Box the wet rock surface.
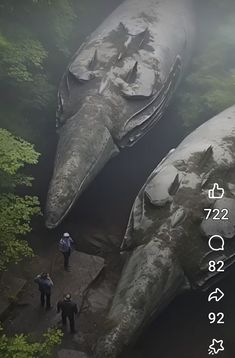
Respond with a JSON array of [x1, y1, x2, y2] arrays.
[[2, 245, 105, 356]]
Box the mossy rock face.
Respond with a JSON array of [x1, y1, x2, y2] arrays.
[[96, 105, 235, 358]]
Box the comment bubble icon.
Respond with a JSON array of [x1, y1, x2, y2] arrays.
[[208, 235, 225, 251]]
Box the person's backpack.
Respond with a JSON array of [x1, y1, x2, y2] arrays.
[[59, 238, 68, 253], [41, 278, 52, 293]]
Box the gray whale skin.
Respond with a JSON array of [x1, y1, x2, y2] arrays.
[[95, 105, 235, 357], [45, 0, 195, 228]]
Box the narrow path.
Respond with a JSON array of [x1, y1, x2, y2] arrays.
[[4, 246, 104, 356]]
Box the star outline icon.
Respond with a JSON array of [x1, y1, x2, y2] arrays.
[[208, 339, 224, 355]]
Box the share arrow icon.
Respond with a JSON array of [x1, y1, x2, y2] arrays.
[[208, 288, 225, 303]]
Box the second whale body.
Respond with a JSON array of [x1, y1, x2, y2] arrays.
[[45, 0, 195, 228], [95, 105, 235, 357]]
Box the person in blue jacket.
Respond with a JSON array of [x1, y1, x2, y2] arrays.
[[59, 232, 74, 271], [34, 272, 53, 309]]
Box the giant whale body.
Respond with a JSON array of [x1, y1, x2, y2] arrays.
[[45, 0, 195, 228], [95, 105, 235, 357]]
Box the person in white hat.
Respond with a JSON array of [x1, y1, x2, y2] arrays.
[[58, 232, 74, 271]]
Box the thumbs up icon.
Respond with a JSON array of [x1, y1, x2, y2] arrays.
[[208, 183, 224, 199]]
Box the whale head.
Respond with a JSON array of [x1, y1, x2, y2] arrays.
[[45, 104, 119, 229]]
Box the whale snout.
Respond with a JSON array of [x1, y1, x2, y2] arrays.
[[45, 113, 119, 228]]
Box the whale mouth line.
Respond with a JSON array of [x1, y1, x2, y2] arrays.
[[46, 192, 78, 229]]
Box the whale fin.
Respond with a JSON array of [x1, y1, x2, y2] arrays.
[[199, 145, 213, 169], [135, 27, 150, 49], [69, 49, 98, 82], [88, 49, 98, 70], [125, 61, 138, 83], [168, 173, 181, 195]]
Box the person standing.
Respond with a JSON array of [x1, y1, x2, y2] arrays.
[[57, 293, 79, 333], [34, 272, 53, 310], [59, 232, 74, 271]]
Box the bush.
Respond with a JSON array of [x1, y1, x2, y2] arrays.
[[0, 129, 41, 271], [0, 326, 63, 358]]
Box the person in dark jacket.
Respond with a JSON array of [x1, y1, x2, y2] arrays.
[[57, 293, 79, 333], [59, 232, 74, 271], [34, 272, 53, 309]]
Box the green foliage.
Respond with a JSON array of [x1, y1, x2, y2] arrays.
[[0, 0, 79, 272], [177, 3, 235, 127], [0, 129, 41, 271], [0, 0, 77, 145], [0, 326, 63, 358], [0, 34, 47, 83], [0, 194, 40, 235], [45, 0, 77, 55], [0, 26, 53, 115], [0, 129, 39, 175]]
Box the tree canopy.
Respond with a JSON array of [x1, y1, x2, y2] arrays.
[[0, 0, 76, 142], [177, 0, 235, 127], [0, 129, 40, 271]]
